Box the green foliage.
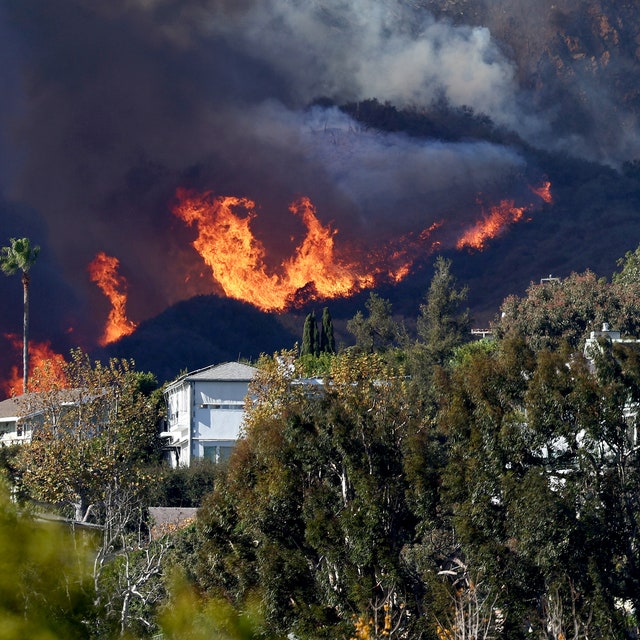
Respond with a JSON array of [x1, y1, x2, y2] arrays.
[[16, 349, 163, 522], [614, 242, 640, 285], [438, 334, 640, 637], [494, 269, 640, 351], [347, 293, 404, 354], [301, 309, 335, 358], [146, 459, 218, 507], [0, 236, 40, 277], [449, 338, 496, 368], [301, 312, 319, 357], [0, 479, 93, 638], [160, 571, 284, 640], [415, 256, 471, 368], [195, 351, 434, 639], [298, 351, 335, 377], [319, 307, 336, 354], [0, 443, 24, 497]]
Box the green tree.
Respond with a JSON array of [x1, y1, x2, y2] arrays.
[[319, 307, 336, 354], [195, 351, 430, 639], [494, 269, 640, 352], [438, 336, 637, 637], [17, 349, 162, 523], [347, 293, 403, 354], [146, 458, 218, 507], [415, 256, 471, 368], [301, 312, 319, 356], [1, 237, 40, 394], [613, 243, 640, 285]]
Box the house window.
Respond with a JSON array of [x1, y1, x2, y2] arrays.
[[0, 421, 15, 435], [199, 403, 243, 410], [203, 444, 234, 463]]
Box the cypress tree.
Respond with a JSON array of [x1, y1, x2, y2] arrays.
[[301, 312, 319, 356]]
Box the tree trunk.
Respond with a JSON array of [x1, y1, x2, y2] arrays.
[[22, 272, 29, 395]]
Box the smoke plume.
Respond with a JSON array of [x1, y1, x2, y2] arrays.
[[0, 0, 638, 375]]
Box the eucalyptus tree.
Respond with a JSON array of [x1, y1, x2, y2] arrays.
[[195, 351, 432, 639], [438, 336, 639, 638], [1, 237, 40, 394]]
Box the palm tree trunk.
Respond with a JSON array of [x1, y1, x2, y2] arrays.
[[22, 272, 29, 394]]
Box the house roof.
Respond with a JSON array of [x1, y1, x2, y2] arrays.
[[0, 389, 91, 421], [167, 362, 258, 389], [0, 396, 21, 421]]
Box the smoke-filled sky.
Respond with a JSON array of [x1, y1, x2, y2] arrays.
[[1, 0, 639, 368]]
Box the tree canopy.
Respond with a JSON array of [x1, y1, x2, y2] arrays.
[[17, 350, 162, 523]]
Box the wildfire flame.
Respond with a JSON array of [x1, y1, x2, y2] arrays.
[[173, 182, 551, 311], [2, 333, 68, 396], [173, 190, 434, 312], [456, 199, 528, 251], [530, 180, 553, 204], [456, 182, 553, 251], [88, 252, 138, 345]]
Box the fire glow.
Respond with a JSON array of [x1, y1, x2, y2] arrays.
[[456, 182, 553, 251], [2, 333, 68, 396], [173, 190, 437, 312], [88, 252, 137, 346]]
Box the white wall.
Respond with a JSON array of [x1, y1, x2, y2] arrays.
[[165, 376, 251, 467]]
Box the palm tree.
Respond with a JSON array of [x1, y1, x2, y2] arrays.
[[1, 237, 40, 394]]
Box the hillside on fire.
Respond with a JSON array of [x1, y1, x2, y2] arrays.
[[4, 251, 640, 638], [3, 0, 640, 386]]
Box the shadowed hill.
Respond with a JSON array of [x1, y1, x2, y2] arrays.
[[101, 295, 299, 383]]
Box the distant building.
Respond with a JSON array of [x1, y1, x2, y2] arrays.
[[583, 322, 638, 371], [162, 362, 258, 467], [0, 391, 80, 445], [0, 396, 34, 445], [583, 322, 640, 443]]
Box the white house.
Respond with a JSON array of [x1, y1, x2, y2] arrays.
[[162, 362, 258, 467], [0, 389, 97, 446], [0, 396, 33, 445]]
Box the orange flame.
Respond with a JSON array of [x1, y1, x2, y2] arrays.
[[456, 200, 528, 251], [530, 180, 553, 204], [173, 190, 433, 312], [2, 333, 68, 397], [456, 181, 552, 251], [88, 252, 137, 345]]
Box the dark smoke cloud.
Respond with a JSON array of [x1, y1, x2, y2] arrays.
[[0, 0, 636, 367]]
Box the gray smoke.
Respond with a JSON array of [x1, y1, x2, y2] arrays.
[[0, 0, 635, 366]]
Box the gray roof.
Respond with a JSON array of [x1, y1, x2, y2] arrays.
[[168, 362, 258, 388], [0, 397, 21, 420], [0, 389, 92, 421]]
